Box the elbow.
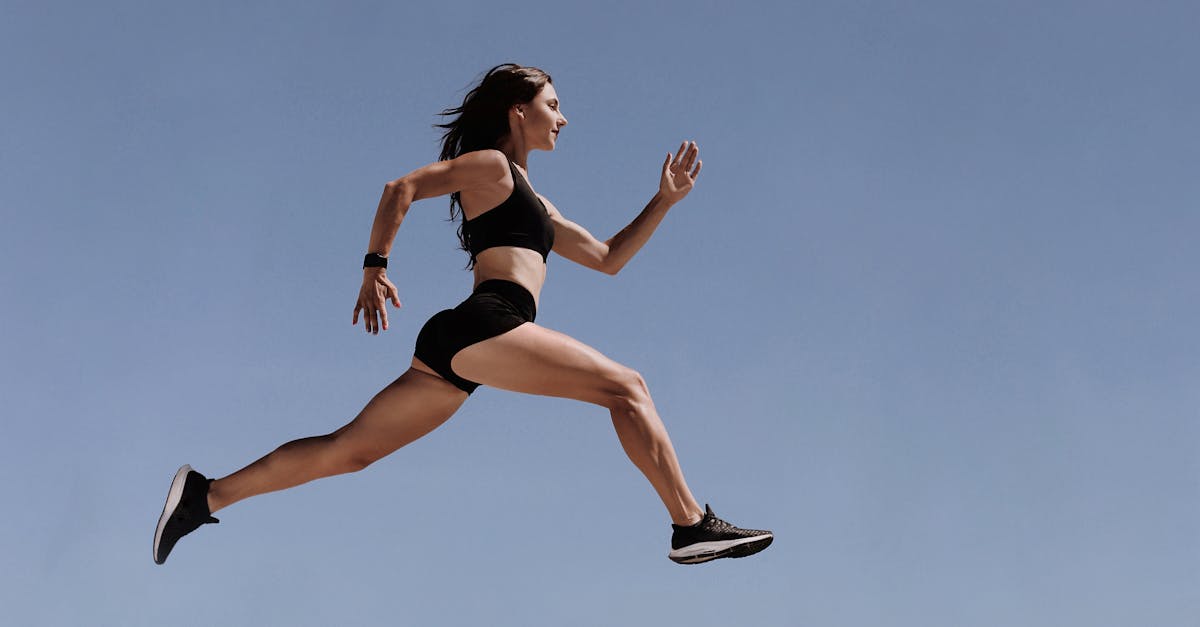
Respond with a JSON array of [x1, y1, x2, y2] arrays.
[[601, 258, 622, 276], [384, 178, 416, 204], [598, 242, 622, 275]]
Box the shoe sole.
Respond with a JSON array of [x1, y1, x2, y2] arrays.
[[668, 533, 774, 564], [153, 464, 192, 565]]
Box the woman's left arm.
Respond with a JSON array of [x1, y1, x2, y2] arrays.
[[548, 141, 702, 275]]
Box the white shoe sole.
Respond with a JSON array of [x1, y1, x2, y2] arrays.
[[668, 533, 774, 564], [153, 464, 192, 564]]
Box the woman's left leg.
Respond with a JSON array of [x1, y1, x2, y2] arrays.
[[154, 367, 468, 564], [206, 367, 468, 513]]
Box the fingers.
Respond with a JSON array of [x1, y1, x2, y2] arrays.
[[378, 283, 400, 332], [673, 141, 688, 167], [681, 141, 698, 171], [386, 279, 402, 308], [366, 300, 402, 335], [354, 277, 403, 335], [670, 141, 699, 171], [356, 300, 381, 334], [691, 158, 702, 180]]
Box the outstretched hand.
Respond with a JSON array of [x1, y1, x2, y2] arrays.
[[659, 140, 703, 204], [353, 269, 402, 334]]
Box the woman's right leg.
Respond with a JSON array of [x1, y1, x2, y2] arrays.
[[207, 367, 468, 513], [449, 323, 705, 527], [449, 322, 773, 565]]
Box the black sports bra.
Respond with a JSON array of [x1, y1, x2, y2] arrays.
[[463, 160, 556, 263]]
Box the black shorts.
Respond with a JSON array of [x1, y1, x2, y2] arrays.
[[414, 279, 536, 394]]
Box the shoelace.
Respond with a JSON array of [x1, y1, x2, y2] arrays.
[[702, 514, 738, 534]]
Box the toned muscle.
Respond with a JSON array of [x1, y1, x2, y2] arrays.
[[460, 160, 550, 307]]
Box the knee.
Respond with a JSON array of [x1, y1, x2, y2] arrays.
[[326, 437, 381, 475], [338, 452, 377, 474], [603, 367, 651, 415]]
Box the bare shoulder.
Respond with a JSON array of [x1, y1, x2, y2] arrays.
[[457, 148, 510, 177], [396, 149, 511, 202]]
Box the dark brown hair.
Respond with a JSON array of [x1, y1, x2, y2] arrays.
[[434, 63, 553, 263]]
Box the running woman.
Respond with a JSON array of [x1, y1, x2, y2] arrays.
[[154, 63, 772, 566]]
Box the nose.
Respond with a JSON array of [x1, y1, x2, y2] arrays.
[[558, 114, 568, 127]]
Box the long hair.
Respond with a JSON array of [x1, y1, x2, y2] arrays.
[[434, 63, 553, 264]]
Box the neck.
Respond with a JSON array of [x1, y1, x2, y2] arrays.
[[497, 137, 530, 171]]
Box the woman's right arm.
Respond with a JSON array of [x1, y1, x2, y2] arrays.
[[365, 149, 509, 257], [353, 149, 509, 334]]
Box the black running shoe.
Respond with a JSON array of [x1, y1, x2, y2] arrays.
[[668, 504, 773, 564], [153, 465, 218, 565]]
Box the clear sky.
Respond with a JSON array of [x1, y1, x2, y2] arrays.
[[2, 1, 1198, 625]]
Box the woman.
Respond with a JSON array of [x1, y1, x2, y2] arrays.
[[154, 63, 772, 566]]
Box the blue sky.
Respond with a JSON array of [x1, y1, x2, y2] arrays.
[[2, 1, 1198, 625]]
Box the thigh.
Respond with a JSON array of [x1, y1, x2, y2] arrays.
[[331, 367, 469, 460], [450, 322, 634, 406]]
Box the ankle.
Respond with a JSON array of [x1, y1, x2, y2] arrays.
[[206, 479, 223, 514], [676, 508, 704, 527]]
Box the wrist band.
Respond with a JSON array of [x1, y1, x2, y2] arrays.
[[363, 253, 388, 269]]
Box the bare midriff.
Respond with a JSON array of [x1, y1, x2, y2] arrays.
[[471, 246, 547, 308]]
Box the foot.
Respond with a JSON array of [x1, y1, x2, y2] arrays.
[[668, 504, 773, 565], [153, 465, 219, 564]]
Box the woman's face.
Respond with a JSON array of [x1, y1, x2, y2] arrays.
[[516, 83, 568, 151]]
